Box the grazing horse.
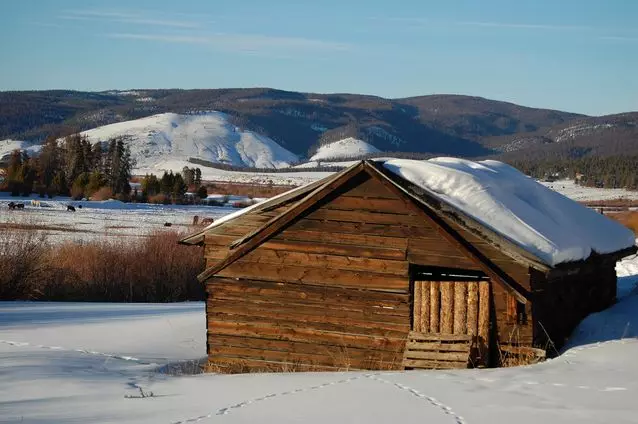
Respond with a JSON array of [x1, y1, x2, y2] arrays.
[[16, 203, 25, 209], [7, 202, 16, 210], [163, 222, 172, 227], [67, 205, 76, 212], [200, 217, 215, 225]]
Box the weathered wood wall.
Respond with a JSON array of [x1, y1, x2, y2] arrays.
[[531, 260, 617, 352], [201, 171, 537, 370], [206, 277, 408, 370]]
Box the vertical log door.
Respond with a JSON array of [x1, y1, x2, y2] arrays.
[[403, 280, 490, 369]]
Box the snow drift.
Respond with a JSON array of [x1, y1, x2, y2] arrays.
[[310, 138, 380, 161], [383, 158, 636, 266], [80, 112, 299, 170]]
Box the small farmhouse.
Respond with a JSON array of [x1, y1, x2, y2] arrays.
[[181, 159, 636, 371]]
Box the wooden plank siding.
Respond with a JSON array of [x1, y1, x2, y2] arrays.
[[201, 170, 537, 371], [207, 278, 408, 370]]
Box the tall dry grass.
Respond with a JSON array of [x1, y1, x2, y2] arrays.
[[0, 228, 205, 302], [609, 211, 638, 235], [0, 225, 49, 299]]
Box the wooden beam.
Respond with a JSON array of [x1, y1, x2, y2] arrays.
[[453, 282, 468, 334], [440, 282, 454, 334], [197, 162, 366, 282], [429, 281, 440, 333], [467, 281, 479, 337]]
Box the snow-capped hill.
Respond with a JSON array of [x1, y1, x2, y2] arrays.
[[310, 138, 381, 161], [0, 139, 42, 162], [80, 112, 299, 170]]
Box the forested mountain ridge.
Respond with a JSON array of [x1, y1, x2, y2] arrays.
[[0, 88, 590, 159], [489, 112, 638, 160]]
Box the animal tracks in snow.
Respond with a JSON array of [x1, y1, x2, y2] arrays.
[[0, 339, 154, 365], [171, 374, 368, 424], [366, 374, 466, 424]]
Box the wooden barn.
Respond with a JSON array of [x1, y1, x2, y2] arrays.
[[181, 159, 636, 371]]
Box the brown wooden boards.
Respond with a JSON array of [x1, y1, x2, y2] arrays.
[[206, 277, 409, 371], [402, 332, 472, 369], [411, 280, 491, 368], [412, 281, 431, 332]]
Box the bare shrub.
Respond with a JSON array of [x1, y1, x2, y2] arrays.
[[44, 230, 205, 302], [148, 194, 169, 204], [91, 187, 114, 201], [0, 228, 204, 302], [0, 222, 48, 299]]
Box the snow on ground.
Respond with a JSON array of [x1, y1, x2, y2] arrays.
[[135, 158, 331, 186], [384, 158, 635, 266], [80, 112, 299, 170], [542, 179, 638, 202], [309, 138, 381, 161], [2, 258, 638, 423], [0, 193, 232, 243]]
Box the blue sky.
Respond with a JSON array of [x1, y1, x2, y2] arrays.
[[1, 0, 636, 115]]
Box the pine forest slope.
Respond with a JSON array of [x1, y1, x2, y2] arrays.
[[0, 88, 635, 163]]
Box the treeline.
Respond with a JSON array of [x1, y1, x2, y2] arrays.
[[139, 166, 207, 204], [2, 134, 134, 200], [509, 155, 638, 189]]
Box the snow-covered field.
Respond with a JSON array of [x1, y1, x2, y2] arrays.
[[1, 260, 638, 424], [542, 180, 638, 202], [0, 193, 232, 243], [3, 164, 638, 422]]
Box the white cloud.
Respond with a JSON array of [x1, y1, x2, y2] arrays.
[[61, 9, 202, 29], [106, 32, 351, 53], [456, 21, 592, 31]]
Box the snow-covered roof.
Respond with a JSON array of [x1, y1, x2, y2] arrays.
[[383, 158, 636, 267]]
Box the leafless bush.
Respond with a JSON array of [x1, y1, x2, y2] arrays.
[[0, 222, 49, 299], [0, 227, 205, 302]]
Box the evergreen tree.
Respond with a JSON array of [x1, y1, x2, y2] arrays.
[[197, 185, 208, 199], [71, 172, 90, 200], [37, 136, 61, 193], [182, 166, 195, 187], [86, 170, 106, 197], [19, 158, 37, 196], [91, 141, 103, 171], [52, 171, 69, 197], [160, 171, 175, 195], [6, 149, 23, 196], [141, 174, 161, 197], [171, 173, 187, 202]]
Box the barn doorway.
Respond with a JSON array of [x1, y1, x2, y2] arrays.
[[404, 266, 491, 370]]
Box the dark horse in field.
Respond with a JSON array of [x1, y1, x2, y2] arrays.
[[7, 202, 25, 210], [67, 205, 76, 212]]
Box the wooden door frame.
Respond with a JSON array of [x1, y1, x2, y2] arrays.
[[409, 268, 492, 367]]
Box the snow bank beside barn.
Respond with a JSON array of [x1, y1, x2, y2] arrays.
[[383, 158, 636, 266]]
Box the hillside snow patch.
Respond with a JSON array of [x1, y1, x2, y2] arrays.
[[0, 139, 43, 161], [80, 112, 299, 170], [310, 138, 380, 161]]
